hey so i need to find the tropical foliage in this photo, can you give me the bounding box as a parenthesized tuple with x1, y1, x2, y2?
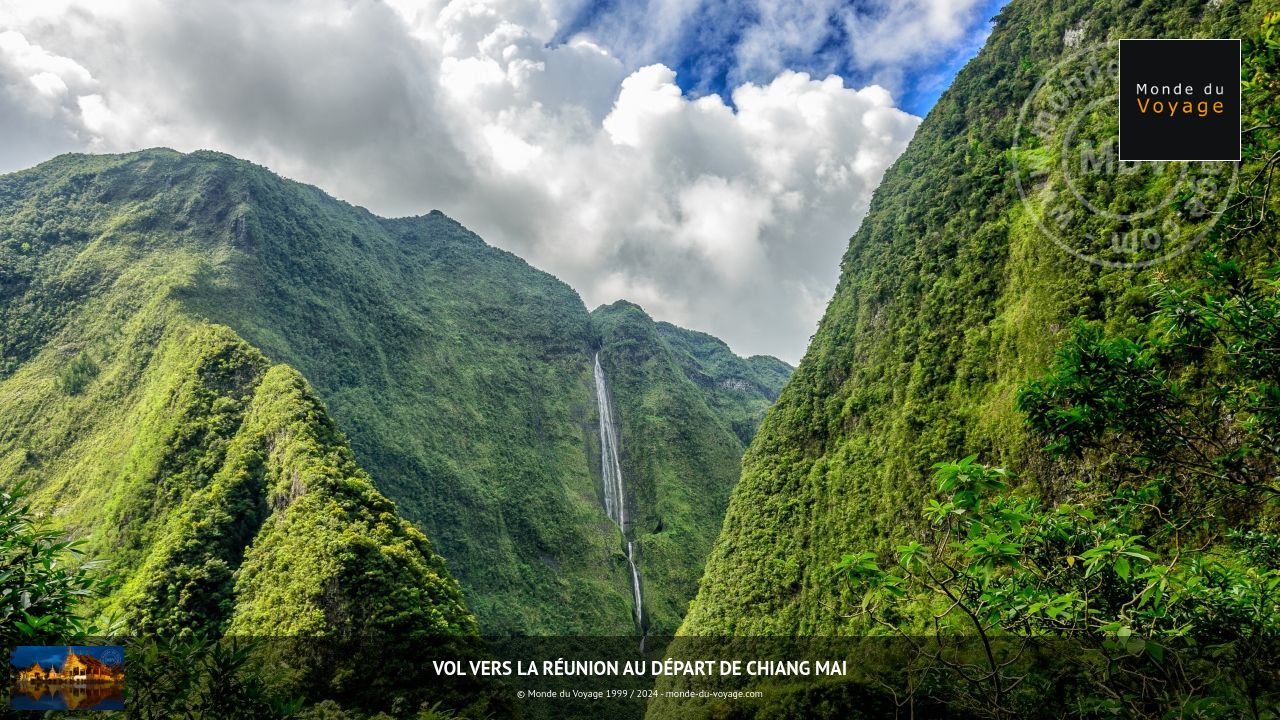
(0, 482, 117, 644)
(0, 146, 787, 639)
(683, 0, 1280, 639)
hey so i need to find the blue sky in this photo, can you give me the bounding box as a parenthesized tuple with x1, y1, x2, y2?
(10, 646, 123, 670)
(0, 0, 1008, 362)
(555, 0, 1009, 116)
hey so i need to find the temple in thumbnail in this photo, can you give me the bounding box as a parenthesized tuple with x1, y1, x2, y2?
(14, 648, 122, 684)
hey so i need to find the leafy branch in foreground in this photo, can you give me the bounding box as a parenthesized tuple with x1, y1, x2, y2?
(836, 455, 1279, 718)
(832, 256, 1280, 717)
(128, 636, 304, 720)
(0, 481, 120, 644)
(829, 23, 1280, 713)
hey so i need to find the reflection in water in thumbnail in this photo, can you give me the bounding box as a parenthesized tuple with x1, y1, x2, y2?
(10, 681, 125, 711)
(10, 645, 126, 711)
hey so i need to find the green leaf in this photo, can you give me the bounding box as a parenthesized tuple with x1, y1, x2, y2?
(1145, 641, 1164, 663)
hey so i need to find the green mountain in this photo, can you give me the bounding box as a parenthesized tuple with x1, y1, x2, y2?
(0, 149, 789, 636)
(654, 320, 793, 448)
(682, 0, 1280, 635)
(592, 301, 790, 633)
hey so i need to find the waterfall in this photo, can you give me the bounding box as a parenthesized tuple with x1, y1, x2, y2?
(593, 353, 646, 639)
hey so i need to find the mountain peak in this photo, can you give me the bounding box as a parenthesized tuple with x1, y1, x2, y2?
(1, 146, 788, 638)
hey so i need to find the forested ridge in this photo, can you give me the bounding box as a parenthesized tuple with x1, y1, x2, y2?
(9, 0, 1280, 716)
(684, 0, 1280, 636)
(0, 149, 789, 641)
(654, 2, 1280, 716)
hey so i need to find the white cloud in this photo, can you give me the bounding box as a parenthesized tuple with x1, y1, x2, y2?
(841, 0, 989, 67)
(0, 0, 922, 364)
(559, 0, 996, 102)
(838, 0, 994, 92)
(0, 28, 99, 167)
(729, 0, 991, 81)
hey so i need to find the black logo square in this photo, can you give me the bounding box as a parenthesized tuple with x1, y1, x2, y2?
(1119, 39, 1240, 161)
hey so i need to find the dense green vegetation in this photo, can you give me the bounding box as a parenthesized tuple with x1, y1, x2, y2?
(0, 148, 787, 637)
(661, 5, 1280, 717)
(683, 0, 1280, 637)
(592, 302, 787, 634)
(100, 331, 477, 639)
(826, 237, 1280, 716)
(2, 315, 476, 639)
(0, 492, 490, 718)
(653, 320, 792, 447)
(0, 482, 118, 645)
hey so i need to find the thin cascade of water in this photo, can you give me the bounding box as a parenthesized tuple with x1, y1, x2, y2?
(593, 353, 645, 639)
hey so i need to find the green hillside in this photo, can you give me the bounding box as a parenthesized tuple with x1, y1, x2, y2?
(592, 302, 788, 634)
(0, 301, 475, 639)
(682, 0, 1280, 636)
(0, 149, 788, 636)
(655, 321, 793, 447)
